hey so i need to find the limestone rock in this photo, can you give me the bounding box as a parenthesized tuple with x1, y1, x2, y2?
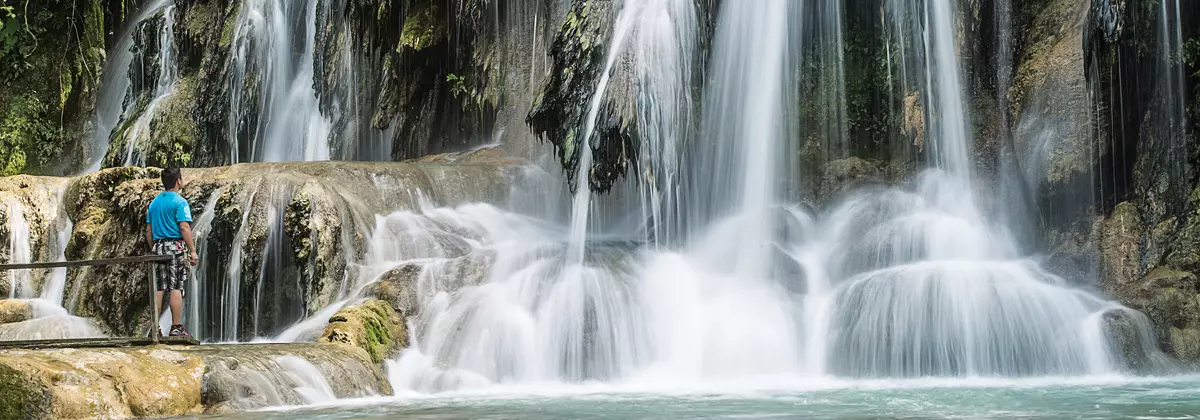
(1100, 201, 1141, 296)
(360, 264, 421, 316)
(195, 343, 391, 413)
(0, 300, 33, 325)
(527, 0, 638, 194)
(0, 347, 204, 419)
(0, 343, 390, 418)
(818, 157, 886, 199)
(320, 300, 408, 364)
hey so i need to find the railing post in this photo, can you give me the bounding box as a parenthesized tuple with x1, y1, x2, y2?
(149, 261, 159, 344)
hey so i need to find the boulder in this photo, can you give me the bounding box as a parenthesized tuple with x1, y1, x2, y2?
(1102, 309, 1150, 374)
(0, 300, 32, 325)
(360, 264, 422, 316)
(319, 300, 408, 364)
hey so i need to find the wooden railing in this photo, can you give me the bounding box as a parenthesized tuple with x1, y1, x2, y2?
(0, 255, 175, 344)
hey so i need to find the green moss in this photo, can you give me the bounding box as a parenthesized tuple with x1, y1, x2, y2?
(397, 3, 447, 51)
(0, 363, 45, 419)
(218, 3, 240, 48)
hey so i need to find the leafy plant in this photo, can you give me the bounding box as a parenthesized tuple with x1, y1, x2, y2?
(445, 73, 468, 98)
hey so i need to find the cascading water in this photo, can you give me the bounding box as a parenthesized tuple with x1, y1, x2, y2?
(1, 184, 104, 341)
(3, 197, 32, 299)
(228, 0, 331, 163)
(83, 0, 178, 172)
(377, 0, 1170, 394)
(123, 2, 180, 166)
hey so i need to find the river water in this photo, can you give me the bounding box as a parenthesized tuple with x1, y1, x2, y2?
(197, 376, 1200, 419)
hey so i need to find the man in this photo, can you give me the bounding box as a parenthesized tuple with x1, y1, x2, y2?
(145, 167, 199, 337)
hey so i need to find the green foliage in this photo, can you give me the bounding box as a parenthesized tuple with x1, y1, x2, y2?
(445, 73, 467, 98)
(0, 94, 58, 176)
(0, 0, 45, 80)
(1184, 38, 1200, 75)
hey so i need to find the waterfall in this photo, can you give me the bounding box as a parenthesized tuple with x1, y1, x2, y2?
(921, 0, 972, 178)
(688, 0, 799, 278)
(3, 197, 32, 299)
(228, 0, 331, 163)
(1, 183, 105, 341)
(38, 193, 73, 307)
(1158, 0, 1189, 185)
(377, 0, 1170, 393)
(83, 0, 177, 172)
(122, 3, 180, 167)
(628, 0, 698, 245)
(811, 0, 850, 163)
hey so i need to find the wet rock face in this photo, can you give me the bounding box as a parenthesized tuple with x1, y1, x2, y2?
(1101, 199, 1200, 366)
(527, 0, 631, 193)
(1010, 0, 1093, 236)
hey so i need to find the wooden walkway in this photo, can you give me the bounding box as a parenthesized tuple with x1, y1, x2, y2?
(1, 254, 196, 347)
(0, 336, 200, 350)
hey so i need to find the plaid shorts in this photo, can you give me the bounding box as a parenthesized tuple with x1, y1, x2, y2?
(153, 239, 190, 291)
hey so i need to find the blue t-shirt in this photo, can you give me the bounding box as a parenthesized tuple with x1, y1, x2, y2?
(146, 191, 193, 240)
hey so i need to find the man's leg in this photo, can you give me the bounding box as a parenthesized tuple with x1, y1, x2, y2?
(155, 291, 166, 317)
(169, 290, 184, 325)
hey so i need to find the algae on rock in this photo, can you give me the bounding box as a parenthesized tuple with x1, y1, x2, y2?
(320, 300, 408, 364)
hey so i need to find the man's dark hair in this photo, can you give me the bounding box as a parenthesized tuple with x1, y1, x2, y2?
(161, 167, 182, 190)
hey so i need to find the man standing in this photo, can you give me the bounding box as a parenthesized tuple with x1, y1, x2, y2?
(145, 167, 199, 337)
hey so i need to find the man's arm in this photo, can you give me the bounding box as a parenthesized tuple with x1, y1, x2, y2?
(179, 221, 198, 266)
(145, 223, 154, 249)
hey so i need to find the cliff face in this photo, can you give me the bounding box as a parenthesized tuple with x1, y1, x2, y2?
(1083, 0, 1200, 366)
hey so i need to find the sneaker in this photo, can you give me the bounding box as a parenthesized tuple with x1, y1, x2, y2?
(168, 324, 192, 338)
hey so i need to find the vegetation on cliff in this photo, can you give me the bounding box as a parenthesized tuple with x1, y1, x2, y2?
(0, 0, 124, 176)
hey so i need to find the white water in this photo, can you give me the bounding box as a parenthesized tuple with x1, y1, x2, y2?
(122, 3, 179, 166)
(228, 0, 331, 163)
(84, 0, 177, 172)
(276, 356, 340, 404)
(3, 197, 32, 299)
(2, 185, 104, 341)
(372, 0, 1167, 395)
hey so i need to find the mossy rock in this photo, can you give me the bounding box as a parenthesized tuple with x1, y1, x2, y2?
(0, 361, 48, 419)
(398, 1, 448, 51)
(319, 300, 408, 364)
